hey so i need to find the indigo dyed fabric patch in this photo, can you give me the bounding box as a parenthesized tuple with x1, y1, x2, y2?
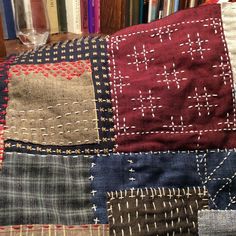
(0, 152, 93, 225)
(5, 60, 99, 146)
(91, 149, 236, 223)
(196, 150, 236, 210)
(107, 187, 208, 236)
(91, 152, 201, 223)
(0, 224, 109, 236)
(108, 3, 236, 152)
(4, 37, 115, 156)
(198, 210, 236, 236)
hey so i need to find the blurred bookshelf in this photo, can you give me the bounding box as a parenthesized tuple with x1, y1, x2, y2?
(0, 0, 227, 57)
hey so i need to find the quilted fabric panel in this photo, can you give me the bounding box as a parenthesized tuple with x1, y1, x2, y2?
(5, 60, 99, 146)
(91, 149, 236, 223)
(4, 37, 115, 156)
(108, 3, 236, 152)
(0, 225, 109, 236)
(107, 187, 208, 236)
(91, 152, 201, 223)
(0, 152, 93, 225)
(198, 210, 236, 236)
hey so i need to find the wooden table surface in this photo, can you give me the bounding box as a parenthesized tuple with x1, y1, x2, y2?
(5, 33, 85, 56)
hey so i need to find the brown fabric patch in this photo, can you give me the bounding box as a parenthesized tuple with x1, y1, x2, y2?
(107, 187, 209, 236)
(5, 60, 99, 146)
(0, 224, 109, 236)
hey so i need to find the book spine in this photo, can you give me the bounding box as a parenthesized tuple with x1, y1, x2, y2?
(57, 0, 67, 32)
(88, 0, 95, 33)
(139, 0, 144, 24)
(125, 0, 130, 26)
(47, 0, 59, 34)
(148, 0, 159, 23)
(143, 0, 149, 23)
(3, 0, 16, 39)
(174, 0, 180, 11)
(80, 0, 89, 33)
(132, 0, 140, 25)
(0, 0, 8, 39)
(74, 0, 82, 34)
(94, 0, 100, 33)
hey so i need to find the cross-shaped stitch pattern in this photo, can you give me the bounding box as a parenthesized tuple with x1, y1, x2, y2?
(180, 33, 210, 60)
(156, 63, 188, 89)
(108, 4, 236, 152)
(127, 45, 155, 72)
(107, 187, 208, 236)
(131, 90, 162, 118)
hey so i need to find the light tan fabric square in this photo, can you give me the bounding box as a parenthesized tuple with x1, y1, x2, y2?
(5, 60, 99, 146)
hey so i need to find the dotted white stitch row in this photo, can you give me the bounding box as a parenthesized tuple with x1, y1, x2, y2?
(218, 17, 236, 120)
(110, 18, 221, 40)
(6, 101, 98, 113)
(6, 111, 97, 122)
(90, 148, 236, 157)
(107, 36, 120, 146)
(89, 160, 100, 225)
(117, 126, 236, 136)
(107, 186, 208, 200)
(127, 159, 136, 182)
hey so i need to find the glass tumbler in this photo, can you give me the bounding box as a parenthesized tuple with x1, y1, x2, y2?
(13, 0, 50, 47)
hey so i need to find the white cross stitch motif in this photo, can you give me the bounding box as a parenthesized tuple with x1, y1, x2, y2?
(203, 18, 221, 34)
(188, 87, 218, 117)
(163, 116, 193, 132)
(156, 63, 188, 89)
(180, 33, 210, 60)
(120, 117, 136, 134)
(113, 36, 127, 50)
(213, 56, 231, 85)
(127, 45, 155, 71)
(113, 70, 130, 94)
(131, 90, 162, 118)
(150, 27, 178, 42)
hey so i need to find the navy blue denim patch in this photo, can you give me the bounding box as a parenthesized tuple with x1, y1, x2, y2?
(91, 152, 201, 223)
(91, 150, 236, 223)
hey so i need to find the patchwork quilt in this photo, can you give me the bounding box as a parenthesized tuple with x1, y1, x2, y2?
(0, 2, 236, 236)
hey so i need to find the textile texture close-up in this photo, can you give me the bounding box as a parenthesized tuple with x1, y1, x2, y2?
(0, 2, 236, 236)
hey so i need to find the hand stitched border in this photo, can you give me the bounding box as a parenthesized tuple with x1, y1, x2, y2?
(4, 37, 115, 156)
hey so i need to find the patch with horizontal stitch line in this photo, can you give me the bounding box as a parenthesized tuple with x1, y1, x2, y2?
(4, 37, 115, 156)
(108, 4, 236, 152)
(107, 187, 209, 236)
(5, 60, 98, 146)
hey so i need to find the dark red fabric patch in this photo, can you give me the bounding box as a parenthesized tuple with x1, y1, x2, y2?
(108, 4, 236, 152)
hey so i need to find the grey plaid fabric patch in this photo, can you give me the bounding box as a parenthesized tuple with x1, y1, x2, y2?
(0, 152, 93, 225)
(198, 210, 236, 236)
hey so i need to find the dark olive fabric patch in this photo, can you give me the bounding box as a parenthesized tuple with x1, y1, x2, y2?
(107, 187, 209, 236)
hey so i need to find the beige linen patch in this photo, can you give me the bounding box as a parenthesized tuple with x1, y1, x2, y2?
(4, 60, 99, 146)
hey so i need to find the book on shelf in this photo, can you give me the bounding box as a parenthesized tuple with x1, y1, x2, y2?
(57, 0, 67, 32)
(46, 0, 59, 34)
(66, 0, 82, 34)
(0, 0, 214, 40)
(0, 0, 16, 39)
